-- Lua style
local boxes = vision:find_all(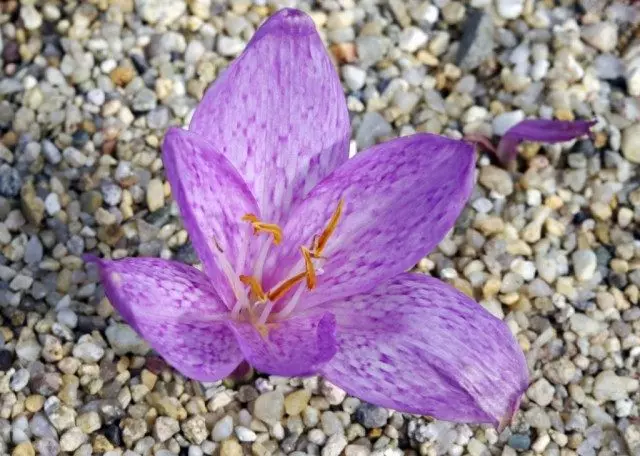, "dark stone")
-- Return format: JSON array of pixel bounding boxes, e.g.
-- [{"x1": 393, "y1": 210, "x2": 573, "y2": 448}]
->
[
  {"x1": 508, "y1": 434, "x2": 531, "y2": 451},
  {"x1": 355, "y1": 403, "x2": 389, "y2": 428},
  {"x1": 104, "y1": 422, "x2": 122, "y2": 446},
  {"x1": 0, "y1": 166, "x2": 21, "y2": 198},
  {"x1": 71, "y1": 130, "x2": 90, "y2": 148},
  {"x1": 174, "y1": 241, "x2": 199, "y2": 265},
  {"x1": 0, "y1": 349, "x2": 13, "y2": 371},
  {"x1": 456, "y1": 9, "x2": 495, "y2": 70},
  {"x1": 145, "y1": 205, "x2": 171, "y2": 227}
]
